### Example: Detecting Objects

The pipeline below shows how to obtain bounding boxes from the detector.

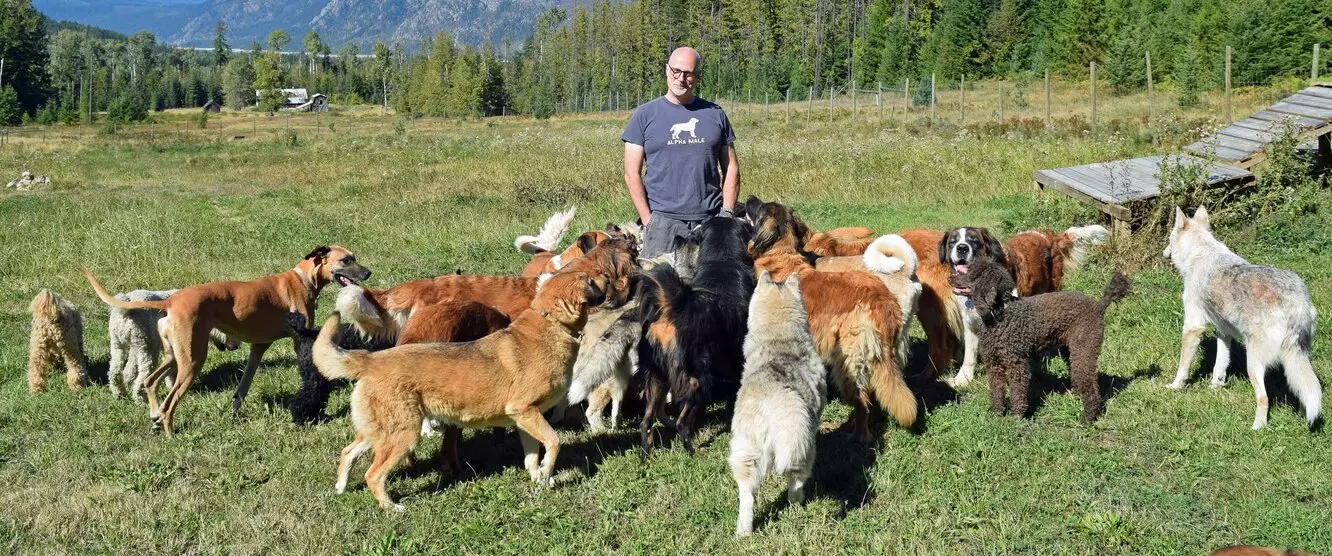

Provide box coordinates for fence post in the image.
[1044,69,1051,129]
[808,86,813,122]
[785,89,790,123]
[851,79,858,120]
[1090,61,1097,137]
[827,84,833,119]
[904,77,910,106]
[1146,51,1154,128]
[878,82,884,119]
[1313,44,1321,84]
[930,73,936,126]
[960,74,966,126]
[1225,45,1232,122]
[999,80,1005,121]
[765,91,769,122]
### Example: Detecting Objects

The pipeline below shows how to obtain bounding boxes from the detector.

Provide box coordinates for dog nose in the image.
[957,243,971,255]
[364,269,372,279]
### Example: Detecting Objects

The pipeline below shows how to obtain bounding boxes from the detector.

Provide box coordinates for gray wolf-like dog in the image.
[28,289,88,393]
[1163,206,1322,429]
[729,271,826,536]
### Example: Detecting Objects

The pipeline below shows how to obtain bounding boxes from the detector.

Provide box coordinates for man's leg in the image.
[640,214,690,259]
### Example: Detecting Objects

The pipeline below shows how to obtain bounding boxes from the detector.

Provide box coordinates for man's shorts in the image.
[641,213,711,260]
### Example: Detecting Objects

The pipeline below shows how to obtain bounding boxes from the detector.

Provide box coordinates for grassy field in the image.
[1,93,1329,554]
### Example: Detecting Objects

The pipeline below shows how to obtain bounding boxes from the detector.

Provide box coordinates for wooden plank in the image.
[1035,172,1132,221]
[1297,86,1332,100]
[1284,93,1332,110]
[1185,142,1253,162]
[1082,160,1160,198]
[1249,110,1324,128]
[1267,102,1332,121]
[1219,125,1277,144]
[1230,118,1279,133]
[1194,133,1266,155]
[1052,167,1121,199]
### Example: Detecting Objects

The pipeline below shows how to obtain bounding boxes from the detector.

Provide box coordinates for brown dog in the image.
[313,270,611,511]
[338,238,637,341]
[81,245,371,436]
[744,196,916,441]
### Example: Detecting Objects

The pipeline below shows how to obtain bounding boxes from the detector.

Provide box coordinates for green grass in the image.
[1,106,1329,554]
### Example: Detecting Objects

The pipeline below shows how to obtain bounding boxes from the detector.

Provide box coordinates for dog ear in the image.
[979,228,1009,268]
[304,246,332,261]
[789,210,811,247]
[1192,206,1211,229]
[604,222,622,234]
[577,232,600,255]
[937,230,952,264]
[758,269,773,285]
[745,195,764,219]
[749,214,783,256]
[1172,206,1186,231]
[785,271,801,291]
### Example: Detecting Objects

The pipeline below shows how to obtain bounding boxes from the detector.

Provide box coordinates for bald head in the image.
[669,47,702,69]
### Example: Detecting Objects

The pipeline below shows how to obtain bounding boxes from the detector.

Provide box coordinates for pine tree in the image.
[1106,26,1144,94]
[0,0,52,115]
[213,21,230,67]
[1175,40,1200,107]
[1059,0,1106,75]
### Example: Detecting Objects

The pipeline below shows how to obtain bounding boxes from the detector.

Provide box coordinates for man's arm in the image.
[721,144,739,213]
[623,142,652,225]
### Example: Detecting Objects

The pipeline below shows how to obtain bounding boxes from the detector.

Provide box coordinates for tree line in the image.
[1,0,1327,125]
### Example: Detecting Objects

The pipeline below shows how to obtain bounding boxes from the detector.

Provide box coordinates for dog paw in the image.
[1165,381,1187,390]
[946,376,971,388]
[388,504,406,513]
[333,483,346,494]
[1209,379,1226,389]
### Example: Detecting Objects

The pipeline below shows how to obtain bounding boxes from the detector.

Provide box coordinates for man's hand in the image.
[719,206,734,218]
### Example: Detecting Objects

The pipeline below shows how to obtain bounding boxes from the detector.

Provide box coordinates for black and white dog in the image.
[938,227,1009,387]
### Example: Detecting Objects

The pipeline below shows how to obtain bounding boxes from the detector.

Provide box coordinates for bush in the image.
[197,111,209,129]
[35,102,58,125]
[107,93,149,124]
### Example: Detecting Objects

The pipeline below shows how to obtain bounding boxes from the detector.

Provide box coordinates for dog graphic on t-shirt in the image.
[670,118,699,140]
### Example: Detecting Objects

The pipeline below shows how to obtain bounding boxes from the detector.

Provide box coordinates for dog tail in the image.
[870,353,919,430]
[311,312,373,381]
[515,205,577,254]
[1098,270,1131,309]
[29,289,65,320]
[1281,307,1322,427]
[335,285,398,343]
[1059,225,1110,270]
[80,268,169,311]
[862,234,917,277]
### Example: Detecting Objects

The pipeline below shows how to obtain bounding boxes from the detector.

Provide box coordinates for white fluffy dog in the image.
[729,271,826,536]
[106,289,238,403]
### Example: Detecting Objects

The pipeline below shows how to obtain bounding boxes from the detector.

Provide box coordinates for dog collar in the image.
[964,298,974,309]
[293,267,316,294]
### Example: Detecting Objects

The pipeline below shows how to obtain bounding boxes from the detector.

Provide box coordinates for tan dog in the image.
[744,196,916,442]
[81,245,371,436]
[814,234,922,369]
[27,289,88,393]
[337,238,637,341]
[313,270,611,511]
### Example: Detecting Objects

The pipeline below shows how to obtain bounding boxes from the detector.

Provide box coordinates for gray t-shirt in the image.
[621,96,736,220]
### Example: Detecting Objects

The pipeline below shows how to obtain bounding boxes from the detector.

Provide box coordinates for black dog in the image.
[286,313,394,425]
[636,216,755,455]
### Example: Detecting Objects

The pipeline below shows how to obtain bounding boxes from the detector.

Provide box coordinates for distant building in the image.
[255,88,330,112]
[202,100,221,113]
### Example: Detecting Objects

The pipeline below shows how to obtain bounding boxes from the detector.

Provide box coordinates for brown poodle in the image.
[28,289,88,393]
[949,256,1130,423]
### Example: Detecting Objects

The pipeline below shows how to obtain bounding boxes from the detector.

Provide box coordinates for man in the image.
[622,47,739,259]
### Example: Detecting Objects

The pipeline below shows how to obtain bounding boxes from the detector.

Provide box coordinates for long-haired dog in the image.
[81,245,371,436]
[744,196,916,442]
[949,256,1130,423]
[636,216,755,455]
[286,301,509,425]
[27,289,88,394]
[336,238,637,342]
[312,270,611,511]
[1004,226,1109,296]
[106,289,239,403]
[730,271,825,536]
[564,299,640,432]
[1164,206,1321,429]
[814,234,922,369]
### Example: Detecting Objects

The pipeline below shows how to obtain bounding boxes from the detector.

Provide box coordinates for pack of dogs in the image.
[21,200,1322,540]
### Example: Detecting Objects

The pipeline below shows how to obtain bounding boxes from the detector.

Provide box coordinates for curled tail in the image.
[310,313,373,381]
[515,205,577,254]
[1060,224,1110,270]
[335,285,397,342]
[80,269,169,311]
[863,234,917,277]
[1099,270,1131,309]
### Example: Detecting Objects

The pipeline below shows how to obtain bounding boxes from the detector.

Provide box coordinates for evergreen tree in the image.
[0,0,52,115]
[1106,26,1144,94]
[222,55,255,109]
[213,21,230,67]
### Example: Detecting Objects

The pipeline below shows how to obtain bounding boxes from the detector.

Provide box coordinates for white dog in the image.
[1164,206,1322,429]
[670,118,699,140]
[106,289,238,403]
[729,271,826,536]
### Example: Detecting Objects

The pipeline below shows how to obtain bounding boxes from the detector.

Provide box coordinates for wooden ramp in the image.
[1184,84,1332,168]
[1034,155,1254,222]
[1036,83,1331,224]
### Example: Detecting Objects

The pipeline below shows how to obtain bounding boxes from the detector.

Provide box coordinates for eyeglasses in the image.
[668,66,700,80]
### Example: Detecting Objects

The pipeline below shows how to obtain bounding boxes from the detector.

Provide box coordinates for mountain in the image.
[34,0,569,49]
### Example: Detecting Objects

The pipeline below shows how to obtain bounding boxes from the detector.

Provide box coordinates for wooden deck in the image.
[1184,84,1332,168]
[1034,154,1254,222]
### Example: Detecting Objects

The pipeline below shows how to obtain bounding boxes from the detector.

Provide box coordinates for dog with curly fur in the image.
[949,256,1130,423]
[28,289,88,394]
